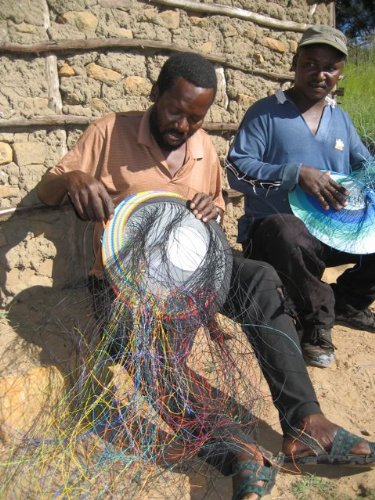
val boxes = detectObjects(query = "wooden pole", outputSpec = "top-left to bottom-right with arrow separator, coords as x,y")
0,38 -> 293,83
150,0 -> 308,32
0,114 -> 240,132
42,0 -> 68,158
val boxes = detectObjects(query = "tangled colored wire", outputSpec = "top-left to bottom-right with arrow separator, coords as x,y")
1,191 -> 268,498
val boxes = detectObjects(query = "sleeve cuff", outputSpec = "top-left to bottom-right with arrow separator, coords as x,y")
282,163 -> 302,190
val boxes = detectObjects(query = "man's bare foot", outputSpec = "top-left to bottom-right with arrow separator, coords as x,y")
282,413 -> 372,457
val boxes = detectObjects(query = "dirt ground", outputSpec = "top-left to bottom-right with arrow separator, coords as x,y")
0,267 -> 374,499
190,265 -> 375,500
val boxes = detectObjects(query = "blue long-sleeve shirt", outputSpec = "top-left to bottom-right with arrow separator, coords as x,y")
227,90 -> 372,242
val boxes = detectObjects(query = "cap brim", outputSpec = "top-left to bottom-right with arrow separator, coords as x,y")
299,38 -> 347,56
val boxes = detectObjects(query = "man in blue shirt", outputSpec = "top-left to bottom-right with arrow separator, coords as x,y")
227,25 -> 375,368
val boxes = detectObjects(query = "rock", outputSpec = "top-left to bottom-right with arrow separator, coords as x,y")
242,27 -> 257,41
159,10 -> 180,29
62,105 -> 93,117
59,11 -> 98,33
222,24 -> 237,37
13,22 -> 38,34
289,40 -> 298,53
237,93 -> 256,107
109,27 -> 133,39
60,75 -> 101,105
0,143 -> 12,165
48,21 -> 85,40
0,133 -> 14,142
0,198 -> 11,209
0,185 -> 19,198
201,41 -> 213,54
263,37 -> 288,53
17,97 -> 52,116
97,53 -> 147,78
90,97 -> 107,114
35,258 -> 54,278
99,0 -> 133,7
86,63 -> 122,85
123,76 -> 152,96
254,52 -> 265,65
59,63 -> 75,77
262,1 -> 286,20
189,16 -> 210,28
142,8 -> 157,21
12,142 -> 46,167
8,175 -> 18,186
0,1 -> 45,25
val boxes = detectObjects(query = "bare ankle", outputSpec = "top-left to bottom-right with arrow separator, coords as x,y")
296,413 -> 337,434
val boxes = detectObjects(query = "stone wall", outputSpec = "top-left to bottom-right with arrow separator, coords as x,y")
0,0 -> 332,304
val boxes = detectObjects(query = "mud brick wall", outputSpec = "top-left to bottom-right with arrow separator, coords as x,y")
0,0 -> 333,305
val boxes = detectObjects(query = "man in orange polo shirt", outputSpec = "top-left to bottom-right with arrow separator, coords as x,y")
37,52 -> 374,491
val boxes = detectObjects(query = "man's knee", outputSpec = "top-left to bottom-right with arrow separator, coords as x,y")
234,255 -> 282,288
256,214 -> 307,248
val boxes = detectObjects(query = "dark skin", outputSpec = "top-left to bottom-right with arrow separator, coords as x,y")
37,77 -> 259,499
282,44 -> 371,460
37,57 -> 373,474
288,44 -> 349,211
37,77 -> 223,225
149,77 -> 223,223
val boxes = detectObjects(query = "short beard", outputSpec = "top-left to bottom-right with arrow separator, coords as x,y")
149,107 -> 184,151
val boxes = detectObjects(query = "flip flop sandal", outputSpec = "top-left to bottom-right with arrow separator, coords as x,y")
285,426 -> 375,465
232,450 -> 284,500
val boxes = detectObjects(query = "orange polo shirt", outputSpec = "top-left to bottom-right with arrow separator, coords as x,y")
50,108 -> 226,277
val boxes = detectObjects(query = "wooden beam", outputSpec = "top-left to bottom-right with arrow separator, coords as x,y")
0,115 -> 91,128
42,0 -> 63,115
0,37 -> 189,54
150,0 -> 309,32
0,114 -> 242,132
0,38 -> 293,82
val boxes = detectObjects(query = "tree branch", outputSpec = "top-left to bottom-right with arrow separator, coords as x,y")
0,38 -> 293,82
150,0 -> 309,32
0,114 -> 240,132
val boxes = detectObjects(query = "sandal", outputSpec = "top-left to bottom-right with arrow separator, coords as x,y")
232,449 -> 283,500
285,426 -> 375,466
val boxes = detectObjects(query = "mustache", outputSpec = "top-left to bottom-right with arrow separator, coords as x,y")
165,129 -> 187,138
311,82 -> 328,88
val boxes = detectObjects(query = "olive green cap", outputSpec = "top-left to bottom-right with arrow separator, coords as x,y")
299,25 -> 348,56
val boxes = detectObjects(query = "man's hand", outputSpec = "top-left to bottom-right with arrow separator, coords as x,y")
189,193 -> 222,223
64,171 -> 114,221
299,166 -> 349,210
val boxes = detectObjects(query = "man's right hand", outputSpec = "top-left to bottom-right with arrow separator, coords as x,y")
64,171 -> 114,222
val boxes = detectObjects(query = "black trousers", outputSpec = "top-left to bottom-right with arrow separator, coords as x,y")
223,254 -> 320,434
89,252 -> 321,435
244,214 -> 375,332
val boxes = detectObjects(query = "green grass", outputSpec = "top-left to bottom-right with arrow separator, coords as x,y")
339,46 -> 375,151
291,474 -> 352,500
362,488 -> 375,500
291,474 -> 375,500
0,309 -> 9,319
291,475 -> 337,500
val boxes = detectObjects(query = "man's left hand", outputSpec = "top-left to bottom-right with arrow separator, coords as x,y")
299,166 -> 349,211
189,193 -> 222,223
